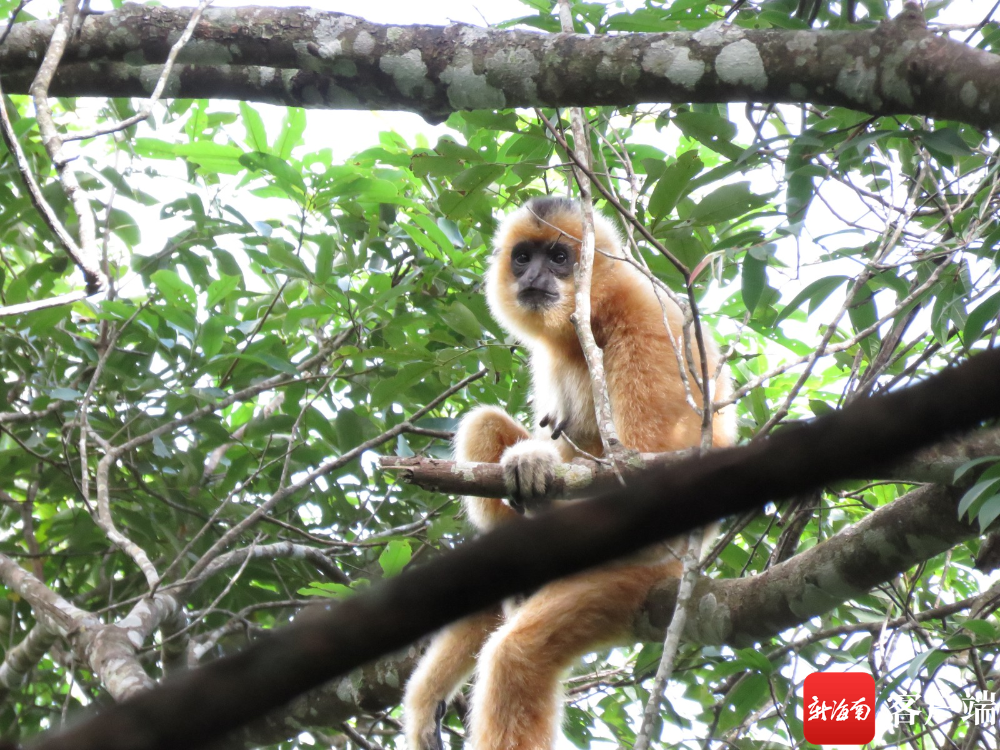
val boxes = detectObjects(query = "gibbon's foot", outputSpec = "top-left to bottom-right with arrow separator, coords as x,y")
500,439 -> 561,513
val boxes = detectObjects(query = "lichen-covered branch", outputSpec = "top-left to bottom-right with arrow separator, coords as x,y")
636,484 -> 972,646
0,553 -> 162,701
0,626 -> 57,692
0,4 -> 994,129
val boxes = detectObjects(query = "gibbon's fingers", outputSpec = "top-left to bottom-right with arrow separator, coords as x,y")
454,405 -> 530,530
499,439 -> 561,513
550,416 -> 570,441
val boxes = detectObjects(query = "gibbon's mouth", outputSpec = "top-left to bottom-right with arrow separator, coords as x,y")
517,288 -> 559,309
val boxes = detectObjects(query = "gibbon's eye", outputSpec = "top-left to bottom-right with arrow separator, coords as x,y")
551,249 -> 569,265
513,250 -> 531,266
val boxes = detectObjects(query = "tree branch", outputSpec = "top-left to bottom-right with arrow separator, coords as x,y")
379,426 -> 1000,500
0,4 -> 993,129
636,483 -> 972,645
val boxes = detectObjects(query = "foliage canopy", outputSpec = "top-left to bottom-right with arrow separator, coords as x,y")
1,0 -> 1000,748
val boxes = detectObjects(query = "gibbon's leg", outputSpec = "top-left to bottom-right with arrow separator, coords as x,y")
404,608 -> 504,750
454,405 -> 531,529
404,405 -> 530,749
470,562 -> 679,750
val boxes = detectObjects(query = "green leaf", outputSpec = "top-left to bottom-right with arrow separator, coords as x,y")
240,152 -> 307,203
647,151 -> 702,222
964,291 -> 1000,345
673,110 -> 743,160
962,619 -> 999,641
151,269 -> 196,308
976,494 -> 1000,530
267,240 -> 310,277
958,477 -> 1000,519
847,283 -> 879,361
735,648 -> 774,674
906,647 -> 944,679
239,102 -> 269,152
200,316 -> 226,359
411,214 -> 460,253
919,127 -> 972,158
689,182 -> 768,226
378,539 -> 412,577
954,457 -> 1000,484
411,155 -> 464,178
451,163 -> 505,193
335,408 -> 375,449
206,274 -> 240,309
785,131 -> 821,229
298,582 -> 353,599
133,137 -> 180,159
437,218 -> 465,247
774,276 -> 848,326
741,254 -> 767,314
371,362 -> 438,407
440,301 -> 482,341
729,672 -> 768,717
275,108 -> 306,160
173,141 -> 245,173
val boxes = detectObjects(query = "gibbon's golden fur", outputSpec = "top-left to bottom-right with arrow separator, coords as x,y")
403,197 -> 734,750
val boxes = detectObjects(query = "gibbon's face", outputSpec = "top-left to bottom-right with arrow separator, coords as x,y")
509,238 -> 574,311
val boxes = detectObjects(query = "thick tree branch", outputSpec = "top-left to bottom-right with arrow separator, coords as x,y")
25,349 -> 1000,750
0,4 -> 994,129
636,483 -> 972,645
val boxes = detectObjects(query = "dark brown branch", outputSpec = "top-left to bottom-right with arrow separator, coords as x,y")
24,348 -> 1000,750
0,4 -> 994,129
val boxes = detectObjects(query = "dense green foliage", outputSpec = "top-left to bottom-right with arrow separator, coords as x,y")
0,0 -> 999,748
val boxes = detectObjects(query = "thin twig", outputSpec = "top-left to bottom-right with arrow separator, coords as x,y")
28,0 -> 106,294
181,368 -> 488,586
65,0 -> 214,142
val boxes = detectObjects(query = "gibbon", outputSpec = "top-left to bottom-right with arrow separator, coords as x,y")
403,197 -> 734,750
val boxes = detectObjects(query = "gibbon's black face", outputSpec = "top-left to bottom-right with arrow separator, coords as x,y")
510,239 -> 574,310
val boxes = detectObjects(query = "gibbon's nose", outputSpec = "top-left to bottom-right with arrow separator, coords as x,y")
520,258 -> 546,286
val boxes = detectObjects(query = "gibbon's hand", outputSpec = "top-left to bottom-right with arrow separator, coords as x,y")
500,439 -> 562,514
539,412 -> 571,440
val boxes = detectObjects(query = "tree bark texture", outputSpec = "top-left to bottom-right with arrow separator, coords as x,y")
0,3 -> 995,129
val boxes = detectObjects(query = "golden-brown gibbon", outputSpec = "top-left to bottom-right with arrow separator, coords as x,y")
403,196 -> 734,750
